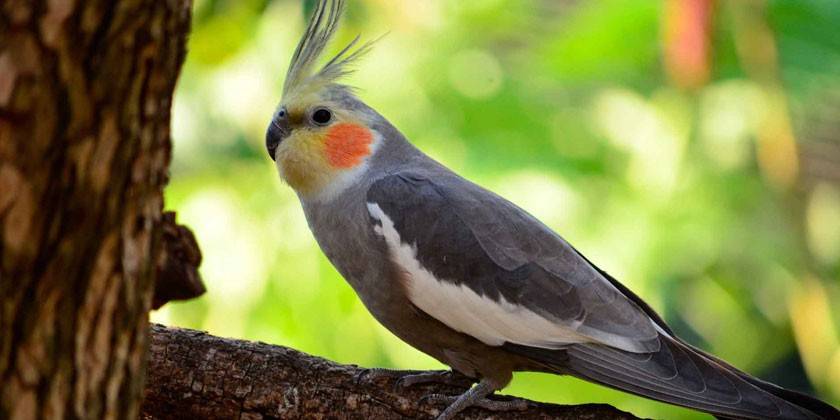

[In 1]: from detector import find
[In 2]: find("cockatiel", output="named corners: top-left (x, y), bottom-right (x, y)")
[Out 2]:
top-left (265, 1), bottom-right (840, 419)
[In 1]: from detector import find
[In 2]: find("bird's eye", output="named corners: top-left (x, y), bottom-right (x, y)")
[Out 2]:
top-left (311, 108), bottom-right (332, 125)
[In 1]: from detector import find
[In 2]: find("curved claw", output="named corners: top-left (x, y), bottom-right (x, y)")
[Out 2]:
top-left (353, 367), bottom-right (407, 385)
top-left (352, 368), bottom-right (372, 385)
top-left (396, 370), bottom-right (474, 390)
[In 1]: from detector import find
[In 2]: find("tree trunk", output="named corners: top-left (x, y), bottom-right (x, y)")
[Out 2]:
top-left (0, 0), bottom-right (191, 419)
top-left (142, 324), bottom-right (640, 420)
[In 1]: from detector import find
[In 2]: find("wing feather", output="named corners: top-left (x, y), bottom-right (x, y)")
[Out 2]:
top-left (366, 172), bottom-right (659, 353)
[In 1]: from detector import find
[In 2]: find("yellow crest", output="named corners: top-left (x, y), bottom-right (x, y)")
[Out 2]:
top-left (283, 0), bottom-right (375, 100)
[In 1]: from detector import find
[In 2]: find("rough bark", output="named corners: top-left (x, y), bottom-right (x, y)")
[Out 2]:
top-left (0, 1), bottom-right (192, 419)
top-left (153, 211), bottom-right (204, 310)
top-left (142, 324), bottom-right (641, 420)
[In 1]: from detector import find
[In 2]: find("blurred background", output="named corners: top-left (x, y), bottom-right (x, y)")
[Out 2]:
top-left (152, 0), bottom-right (840, 418)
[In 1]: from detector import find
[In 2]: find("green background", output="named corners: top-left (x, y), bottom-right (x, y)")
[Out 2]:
top-left (155, 1), bottom-right (840, 418)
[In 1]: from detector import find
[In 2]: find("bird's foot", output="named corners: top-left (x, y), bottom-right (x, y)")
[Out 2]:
top-left (421, 393), bottom-right (529, 413)
top-left (396, 370), bottom-right (474, 389)
top-left (353, 367), bottom-right (408, 385)
top-left (354, 368), bottom-right (474, 391)
top-left (420, 379), bottom-right (528, 420)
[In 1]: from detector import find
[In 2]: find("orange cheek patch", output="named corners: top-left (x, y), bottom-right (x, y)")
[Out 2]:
top-left (324, 123), bottom-right (374, 169)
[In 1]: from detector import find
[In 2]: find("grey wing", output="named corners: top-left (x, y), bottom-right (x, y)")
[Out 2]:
top-left (366, 172), bottom-right (660, 353)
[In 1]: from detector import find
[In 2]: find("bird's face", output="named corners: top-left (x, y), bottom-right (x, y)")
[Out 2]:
top-left (268, 0), bottom-right (384, 199)
top-left (266, 88), bottom-right (380, 198)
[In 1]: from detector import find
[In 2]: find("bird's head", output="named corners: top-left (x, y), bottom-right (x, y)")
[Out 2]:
top-left (267, 0), bottom-right (382, 200)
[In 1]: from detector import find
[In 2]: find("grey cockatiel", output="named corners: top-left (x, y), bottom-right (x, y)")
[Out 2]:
top-left (264, 1), bottom-right (840, 419)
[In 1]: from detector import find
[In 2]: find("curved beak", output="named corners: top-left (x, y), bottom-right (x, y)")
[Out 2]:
top-left (266, 107), bottom-right (290, 161)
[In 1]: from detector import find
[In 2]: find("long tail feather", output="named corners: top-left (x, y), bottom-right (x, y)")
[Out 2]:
top-left (674, 339), bottom-right (840, 419)
top-left (507, 335), bottom-right (839, 419)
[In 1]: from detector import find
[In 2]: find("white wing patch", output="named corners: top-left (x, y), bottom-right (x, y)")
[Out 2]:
top-left (367, 202), bottom-right (595, 349)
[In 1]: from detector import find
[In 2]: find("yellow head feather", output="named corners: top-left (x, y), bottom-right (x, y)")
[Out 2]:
top-left (283, 0), bottom-right (375, 100)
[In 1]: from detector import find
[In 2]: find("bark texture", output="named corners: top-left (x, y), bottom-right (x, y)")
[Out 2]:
top-left (142, 324), bottom-right (641, 420)
top-left (0, 1), bottom-right (192, 419)
top-left (153, 211), bottom-right (204, 310)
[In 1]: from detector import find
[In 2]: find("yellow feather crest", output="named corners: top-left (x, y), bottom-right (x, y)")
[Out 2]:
top-left (283, 0), bottom-right (374, 98)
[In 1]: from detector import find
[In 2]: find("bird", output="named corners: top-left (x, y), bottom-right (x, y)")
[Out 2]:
top-left (265, 1), bottom-right (840, 419)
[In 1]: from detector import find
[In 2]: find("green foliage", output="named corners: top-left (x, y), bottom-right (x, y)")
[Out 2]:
top-left (158, 1), bottom-right (840, 418)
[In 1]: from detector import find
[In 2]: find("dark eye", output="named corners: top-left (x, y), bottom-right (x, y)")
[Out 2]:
top-left (311, 108), bottom-right (332, 125)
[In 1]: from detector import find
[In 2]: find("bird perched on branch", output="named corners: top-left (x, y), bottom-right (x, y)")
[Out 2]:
top-left (265, 1), bottom-right (840, 419)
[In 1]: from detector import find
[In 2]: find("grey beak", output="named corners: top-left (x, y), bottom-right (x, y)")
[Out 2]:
top-left (266, 107), bottom-right (289, 161)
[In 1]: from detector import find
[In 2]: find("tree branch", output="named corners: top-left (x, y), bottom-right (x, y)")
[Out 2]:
top-left (152, 212), bottom-right (205, 309)
top-left (142, 324), bottom-right (641, 419)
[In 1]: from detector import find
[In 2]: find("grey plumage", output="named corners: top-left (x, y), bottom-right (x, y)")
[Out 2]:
top-left (267, 1), bottom-right (840, 419)
top-left (367, 172), bottom-right (660, 353)
top-left (292, 97), bottom-right (838, 419)
top-left (361, 162), bottom-right (836, 420)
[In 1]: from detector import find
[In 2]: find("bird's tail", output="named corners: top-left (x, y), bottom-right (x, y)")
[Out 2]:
top-left (508, 334), bottom-right (839, 419)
